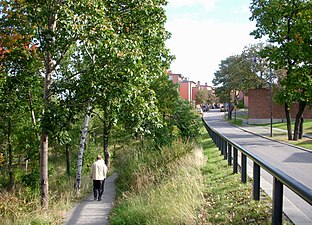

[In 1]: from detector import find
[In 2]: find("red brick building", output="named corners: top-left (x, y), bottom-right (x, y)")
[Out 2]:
top-left (167, 70), bottom-right (213, 105)
top-left (180, 80), bottom-right (197, 102)
top-left (248, 88), bottom-right (312, 124)
top-left (168, 70), bottom-right (184, 84)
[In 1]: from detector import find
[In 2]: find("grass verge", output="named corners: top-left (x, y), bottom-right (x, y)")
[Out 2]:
top-left (266, 120), bottom-right (312, 151)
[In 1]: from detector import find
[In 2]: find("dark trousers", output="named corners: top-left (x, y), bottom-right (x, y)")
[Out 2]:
top-left (93, 179), bottom-right (105, 200)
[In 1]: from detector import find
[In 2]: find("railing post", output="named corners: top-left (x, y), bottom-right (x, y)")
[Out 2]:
top-left (233, 147), bottom-right (238, 174)
top-left (223, 140), bottom-right (227, 159)
top-left (227, 143), bottom-right (232, 166)
top-left (241, 153), bottom-right (247, 183)
top-left (220, 138), bottom-right (224, 155)
top-left (219, 137), bottom-right (222, 152)
top-left (214, 134), bottom-right (217, 146)
top-left (272, 178), bottom-right (283, 225)
top-left (253, 162), bottom-right (260, 200)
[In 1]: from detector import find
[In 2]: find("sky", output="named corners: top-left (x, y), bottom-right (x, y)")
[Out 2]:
top-left (165, 0), bottom-right (259, 86)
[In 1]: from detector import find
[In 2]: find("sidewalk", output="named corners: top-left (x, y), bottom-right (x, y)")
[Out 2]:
top-left (241, 122), bottom-right (312, 140)
top-left (63, 173), bottom-right (117, 225)
top-left (228, 112), bottom-right (312, 140)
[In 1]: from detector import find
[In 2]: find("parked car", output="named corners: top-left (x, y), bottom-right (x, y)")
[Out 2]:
top-left (202, 105), bottom-right (209, 112)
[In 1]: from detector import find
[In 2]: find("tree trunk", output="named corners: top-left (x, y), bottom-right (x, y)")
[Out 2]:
top-left (228, 104), bottom-right (234, 121)
top-left (66, 143), bottom-right (70, 177)
top-left (227, 96), bottom-right (232, 120)
top-left (293, 101), bottom-right (306, 140)
top-left (40, 131), bottom-right (49, 208)
top-left (40, 57), bottom-right (52, 209)
top-left (299, 117), bottom-right (304, 139)
top-left (74, 106), bottom-right (91, 193)
top-left (285, 103), bottom-right (292, 140)
top-left (40, 10), bottom-right (57, 209)
top-left (8, 118), bottom-right (14, 191)
top-left (103, 125), bottom-right (110, 168)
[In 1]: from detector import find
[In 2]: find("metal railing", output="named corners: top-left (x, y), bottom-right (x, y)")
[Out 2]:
top-left (202, 118), bottom-right (312, 225)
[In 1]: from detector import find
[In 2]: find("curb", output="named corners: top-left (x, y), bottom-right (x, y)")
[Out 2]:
top-left (223, 117), bottom-right (312, 153)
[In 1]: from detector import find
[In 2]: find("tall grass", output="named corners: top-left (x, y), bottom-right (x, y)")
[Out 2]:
top-left (0, 174), bottom-right (92, 224)
top-left (110, 140), bottom-right (206, 225)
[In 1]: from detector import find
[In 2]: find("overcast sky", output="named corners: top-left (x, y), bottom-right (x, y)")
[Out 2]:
top-left (165, 0), bottom-right (259, 86)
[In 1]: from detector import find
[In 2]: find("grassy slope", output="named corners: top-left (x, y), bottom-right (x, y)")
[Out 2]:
top-left (109, 145), bottom-right (205, 225)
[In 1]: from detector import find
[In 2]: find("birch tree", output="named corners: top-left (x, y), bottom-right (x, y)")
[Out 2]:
top-left (74, 0), bottom-right (172, 167)
top-left (74, 105), bottom-right (91, 192)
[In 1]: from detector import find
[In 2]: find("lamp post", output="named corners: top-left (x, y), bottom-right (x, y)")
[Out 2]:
top-left (269, 68), bottom-right (273, 137)
top-left (254, 56), bottom-right (273, 137)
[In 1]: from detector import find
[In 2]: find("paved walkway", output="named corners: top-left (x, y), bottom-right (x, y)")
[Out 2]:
top-left (63, 173), bottom-right (117, 225)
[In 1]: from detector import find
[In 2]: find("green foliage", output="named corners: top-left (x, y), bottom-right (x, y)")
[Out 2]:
top-left (250, 0), bottom-right (312, 140)
top-left (20, 170), bottom-right (40, 190)
top-left (213, 44), bottom-right (267, 103)
top-left (250, 0), bottom-right (312, 105)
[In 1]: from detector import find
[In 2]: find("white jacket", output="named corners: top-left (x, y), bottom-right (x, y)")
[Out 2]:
top-left (90, 159), bottom-right (108, 180)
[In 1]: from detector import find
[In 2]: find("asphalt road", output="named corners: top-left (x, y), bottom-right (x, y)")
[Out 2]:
top-left (203, 110), bottom-right (312, 224)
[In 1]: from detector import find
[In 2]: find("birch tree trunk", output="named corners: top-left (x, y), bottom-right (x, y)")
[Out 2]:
top-left (74, 105), bottom-right (91, 193)
top-left (28, 92), bottom-right (39, 140)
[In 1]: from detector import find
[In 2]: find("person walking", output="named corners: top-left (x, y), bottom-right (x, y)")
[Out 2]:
top-left (90, 155), bottom-right (108, 201)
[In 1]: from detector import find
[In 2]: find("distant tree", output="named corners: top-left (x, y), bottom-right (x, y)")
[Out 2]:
top-left (195, 89), bottom-right (217, 106)
top-left (213, 47), bottom-right (265, 119)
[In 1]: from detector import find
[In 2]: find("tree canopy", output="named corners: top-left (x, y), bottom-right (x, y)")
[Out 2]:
top-left (250, 0), bottom-right (312, 140)
top-left (0, 0), bottom-right (202, 210)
